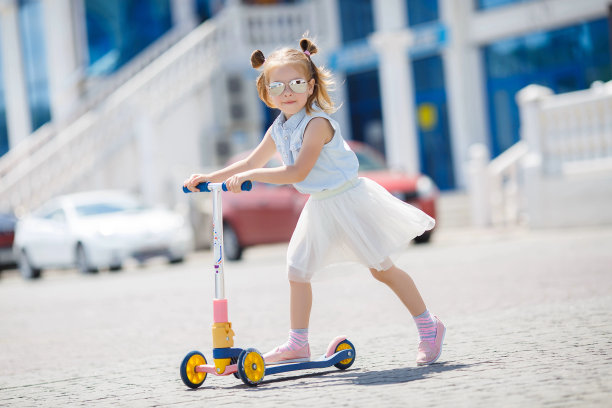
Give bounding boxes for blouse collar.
[275,108,307,133]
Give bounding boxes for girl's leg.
[263,280,312,364]
[290,280,312,329]
[369,264,426,317]
[370,263,445,365]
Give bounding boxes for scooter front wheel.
[238,348,265,386]
[180,351,207,389]
[333,339,356,370]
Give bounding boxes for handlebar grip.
[182,180,252,193]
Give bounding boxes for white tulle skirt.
[287,177,436,282]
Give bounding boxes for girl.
[184,37,444,366]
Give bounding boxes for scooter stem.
[212,187,225,299]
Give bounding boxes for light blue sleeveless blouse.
[270,107,359,194]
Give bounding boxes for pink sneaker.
[263,344,311,365]
[416,316,445,366]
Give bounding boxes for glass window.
[477,0,535,10]
[338,0,375,44]
[406,0,438,26]
[346,69,384,155]
[85,0,172,75]
[412,55,454,190]
[483,18,611,156]
[0,45,7,157]
[19,0,51,131]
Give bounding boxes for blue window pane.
[0,50,7,156]
[338,0,375,44]
[412,55,454,190]
[483,18,611,156]
[346,69,384,154]
[19,0,51,131]
[477,0,535,11]
[406,0,438,26]
[85,0,172,75]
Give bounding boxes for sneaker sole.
[265,357,311,365]
[417,324,446,366]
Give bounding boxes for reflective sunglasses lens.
[289,79,308,93]
[268,82,285,96]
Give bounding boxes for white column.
[315,0,341,50]
[171,0,198,33]
[370,0,419,173]
[440,0,489,188]
[0,0,32,148]
[42,0,83,124]
[136,114,158,207]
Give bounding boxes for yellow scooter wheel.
[238,348,265,386]
[180,351,207,389]
[334,339,356,370]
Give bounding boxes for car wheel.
[168,256,184,264]
[109,263,123,272]
[223,223,243,261]
[76,244,98,274]
[18,249,42,280]
[414,230,432,244]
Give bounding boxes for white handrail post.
[467,143,490,227]
[517,84,550,228]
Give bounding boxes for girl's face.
[267,63,315,119]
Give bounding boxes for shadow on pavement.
[348,362,471,386]
[221,362,470,390]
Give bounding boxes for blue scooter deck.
[265,349,352,375]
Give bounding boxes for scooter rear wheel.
[237,348,265,386]
[333,339,356,370]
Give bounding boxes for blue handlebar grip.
[222,181,252,192]
[182,180,252,193]
[182,182,210,193]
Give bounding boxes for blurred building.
[0,0,610,215]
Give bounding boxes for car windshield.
[354,150,386,171]
[75,200,144,217]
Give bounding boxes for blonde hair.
[251,37,336,115]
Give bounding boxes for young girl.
[184,37,444,366]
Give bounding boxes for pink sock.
[414,310,437,342]
[278,329,309,351]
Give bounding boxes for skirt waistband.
[310,178,362,200]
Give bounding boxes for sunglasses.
[268,79,309,96]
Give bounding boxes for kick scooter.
[180,181,356,387]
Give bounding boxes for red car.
[221,141,438,260]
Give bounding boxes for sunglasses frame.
[268,78,309,96]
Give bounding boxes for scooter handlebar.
[182,180,252,193]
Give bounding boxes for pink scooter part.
[325,335,348,358]
[213,299,229,323]
[196,364,238,375]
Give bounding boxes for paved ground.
[1,225,611,407]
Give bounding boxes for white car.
[13,191,194,279]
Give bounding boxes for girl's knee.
[370,267,392,283]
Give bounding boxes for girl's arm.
[184,130,277,192]
[225,117,333,192]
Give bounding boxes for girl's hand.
[184,173,209,192]
[225,172,252,193]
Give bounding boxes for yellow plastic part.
[212,322,235,348]
[186,354,207,385]
[336,342,354,366]
[214,358,232,374]
[242,351,265,383]
[211,321,235,374]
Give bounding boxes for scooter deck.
[265,349,352,375]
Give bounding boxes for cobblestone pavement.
[1,226,611,407]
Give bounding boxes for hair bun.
[251,49,266,69]
[299,37,318,56]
